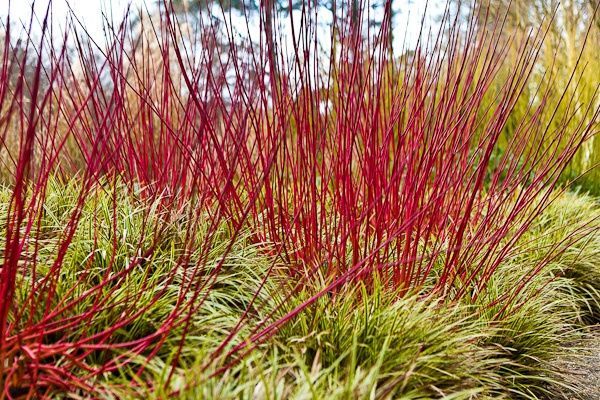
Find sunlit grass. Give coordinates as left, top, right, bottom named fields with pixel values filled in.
left=2, top=181, right=597, bottom=398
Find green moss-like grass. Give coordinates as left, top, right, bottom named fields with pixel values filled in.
left=1, top=181, right=598, bottom=399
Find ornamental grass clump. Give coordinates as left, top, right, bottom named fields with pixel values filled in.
left=0, top=0, right=598, bottom=397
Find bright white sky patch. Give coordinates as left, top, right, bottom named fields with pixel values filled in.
left=2, top=0, right=445, bottom=51
left=2, top=0, right=145, bottom=45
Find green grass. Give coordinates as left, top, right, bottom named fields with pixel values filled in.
left=2, top=180, right=599, bottom=399
left=522, top=191, right=600, bottom=322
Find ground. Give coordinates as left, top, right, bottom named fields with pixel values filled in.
left=554, top=326, right=600, bottom=400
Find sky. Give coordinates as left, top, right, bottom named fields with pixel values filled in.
left=1, top=0, right=445, bottom=52
left=2, top=0, right=144, bottom=43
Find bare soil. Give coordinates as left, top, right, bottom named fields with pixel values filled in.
left=552, top=326, right=600, bottom=400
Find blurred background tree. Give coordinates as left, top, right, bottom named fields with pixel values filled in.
left=160, top=0, right=599, bottom=193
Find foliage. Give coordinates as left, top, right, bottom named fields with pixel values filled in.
left=0, top=0, right=598, bottom=397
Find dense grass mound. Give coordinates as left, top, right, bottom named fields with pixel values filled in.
left=1, top=181, right=597, bottom=398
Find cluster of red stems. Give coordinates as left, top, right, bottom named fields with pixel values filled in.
left=0, top=0, right=598, bottom=397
